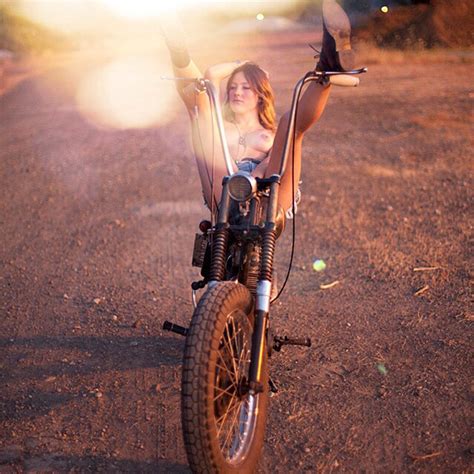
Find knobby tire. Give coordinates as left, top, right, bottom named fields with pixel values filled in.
left=181, top=282, right=269, bottom=474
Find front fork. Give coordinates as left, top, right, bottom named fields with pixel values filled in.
left=208, top=176, right=280, bottom=394
left=249, top=177, right=280, bottom=393
left=208, top=179, right=231, bottom=285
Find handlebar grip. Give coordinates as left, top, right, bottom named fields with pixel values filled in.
left=329, top=74, right=360, bottom=87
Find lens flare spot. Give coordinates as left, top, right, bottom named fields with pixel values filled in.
left=76, top=56, right=175, bottom=129
left=381, top=6, right=389, bottom=13
left=256, top=13, right=265, bottom=21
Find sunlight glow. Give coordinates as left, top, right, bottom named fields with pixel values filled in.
left=76, top=57, right=175, bottom=129
left=17, top=0, right=92, bottom=33
left=99, top=0, right=195, bottom=18
left=99, top=0, right=296, bottom=21
left=16, top=0, right=304, bottom=35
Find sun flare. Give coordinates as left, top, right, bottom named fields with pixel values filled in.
left=76, top=56, right=176, bottom=130
left=99, top=0, right=197, bottom=18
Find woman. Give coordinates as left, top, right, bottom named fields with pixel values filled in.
left=162, top=0, right=355, bottom=214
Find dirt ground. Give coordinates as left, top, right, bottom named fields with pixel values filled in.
left=1, top=27, right=472, bottom=473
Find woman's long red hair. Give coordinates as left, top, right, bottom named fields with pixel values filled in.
left=223, top=62, right=277, bottom=132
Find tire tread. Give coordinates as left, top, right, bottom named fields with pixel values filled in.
left=181, top=282, right=267, bottom=474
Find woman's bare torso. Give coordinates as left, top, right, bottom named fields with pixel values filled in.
left=188, top=103, right=275, bottom=180
left=224, top=122, right=274, bottom=162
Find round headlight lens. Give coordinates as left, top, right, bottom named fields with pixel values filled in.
left=228, top=172, right=257, bottom=202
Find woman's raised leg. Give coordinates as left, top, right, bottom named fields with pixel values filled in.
left=265, top=0, right=354, bottom=212
left=264, top=80, right=331, bottom=212
left=161, top=14, right=203, bottom=107
left=161, top=14, right=228, bottom=210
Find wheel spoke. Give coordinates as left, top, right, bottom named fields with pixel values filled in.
left=182, top=285, right=264, bottom=469
left=236, top=332, right=249, bottom=372
left=215, top=359, right=238, bottom=384
left=217, top=352, right=238, bottom=386
left=216, top=316, right=253, bottom=459
left=234, top=399, right=250, bottom=452
left=213, top=384, right=237, bottom=403
left=222, top=397, right=244, bottom=456
left=216, top=395, right=239, bottom=435
left=231, top=316, right=244, bottom=359
left=220, top=394, right=245, bottom=452
left=222, top=318, right=239, bottom=376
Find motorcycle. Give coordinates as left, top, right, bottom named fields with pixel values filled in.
left=164, top=66, right=366, bottom=473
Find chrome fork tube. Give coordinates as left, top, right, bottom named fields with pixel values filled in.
left=249, top=179, right=280, bottom=391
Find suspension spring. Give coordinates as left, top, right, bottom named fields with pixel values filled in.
left=259, top=228, right=276, bottom=281
left=209, top=226, right=229, bottom=281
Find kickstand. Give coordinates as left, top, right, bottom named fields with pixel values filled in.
left=269, top=377, right=278, bottom=394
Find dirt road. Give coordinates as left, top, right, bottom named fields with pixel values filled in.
left=1, top=29, right=472, bottom=472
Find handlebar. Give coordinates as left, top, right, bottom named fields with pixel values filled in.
left=162, top=67, right=367, bottom=178
left=278, top=67, right=366, bottom=177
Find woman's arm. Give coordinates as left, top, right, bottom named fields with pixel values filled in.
left=174, top=60, right=245, bottom=116
left=205, top=60, right=248, bottom=103
left=204, top=61, right=246, bottom=81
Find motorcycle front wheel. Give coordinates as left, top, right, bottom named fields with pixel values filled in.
left=181, top=282, right=268, bottom=474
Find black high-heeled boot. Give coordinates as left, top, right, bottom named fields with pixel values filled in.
left=316, top=0, right=355, bottom=72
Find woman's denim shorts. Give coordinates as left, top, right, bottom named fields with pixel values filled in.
left=236, top=160, right=260, bottom=174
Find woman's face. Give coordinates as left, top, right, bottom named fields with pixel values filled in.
left=228, top=71, right=259, bottom=116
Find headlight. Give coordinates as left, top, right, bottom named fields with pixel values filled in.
left=228, top=171, right=257, bottom=202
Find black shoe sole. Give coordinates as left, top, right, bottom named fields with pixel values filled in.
left=322, top=0, right=355, bottom=71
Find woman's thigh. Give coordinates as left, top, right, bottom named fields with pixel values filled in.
left=264, top=113, right=304, bottom=212
left=190, top=119, right=237, bottom=209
